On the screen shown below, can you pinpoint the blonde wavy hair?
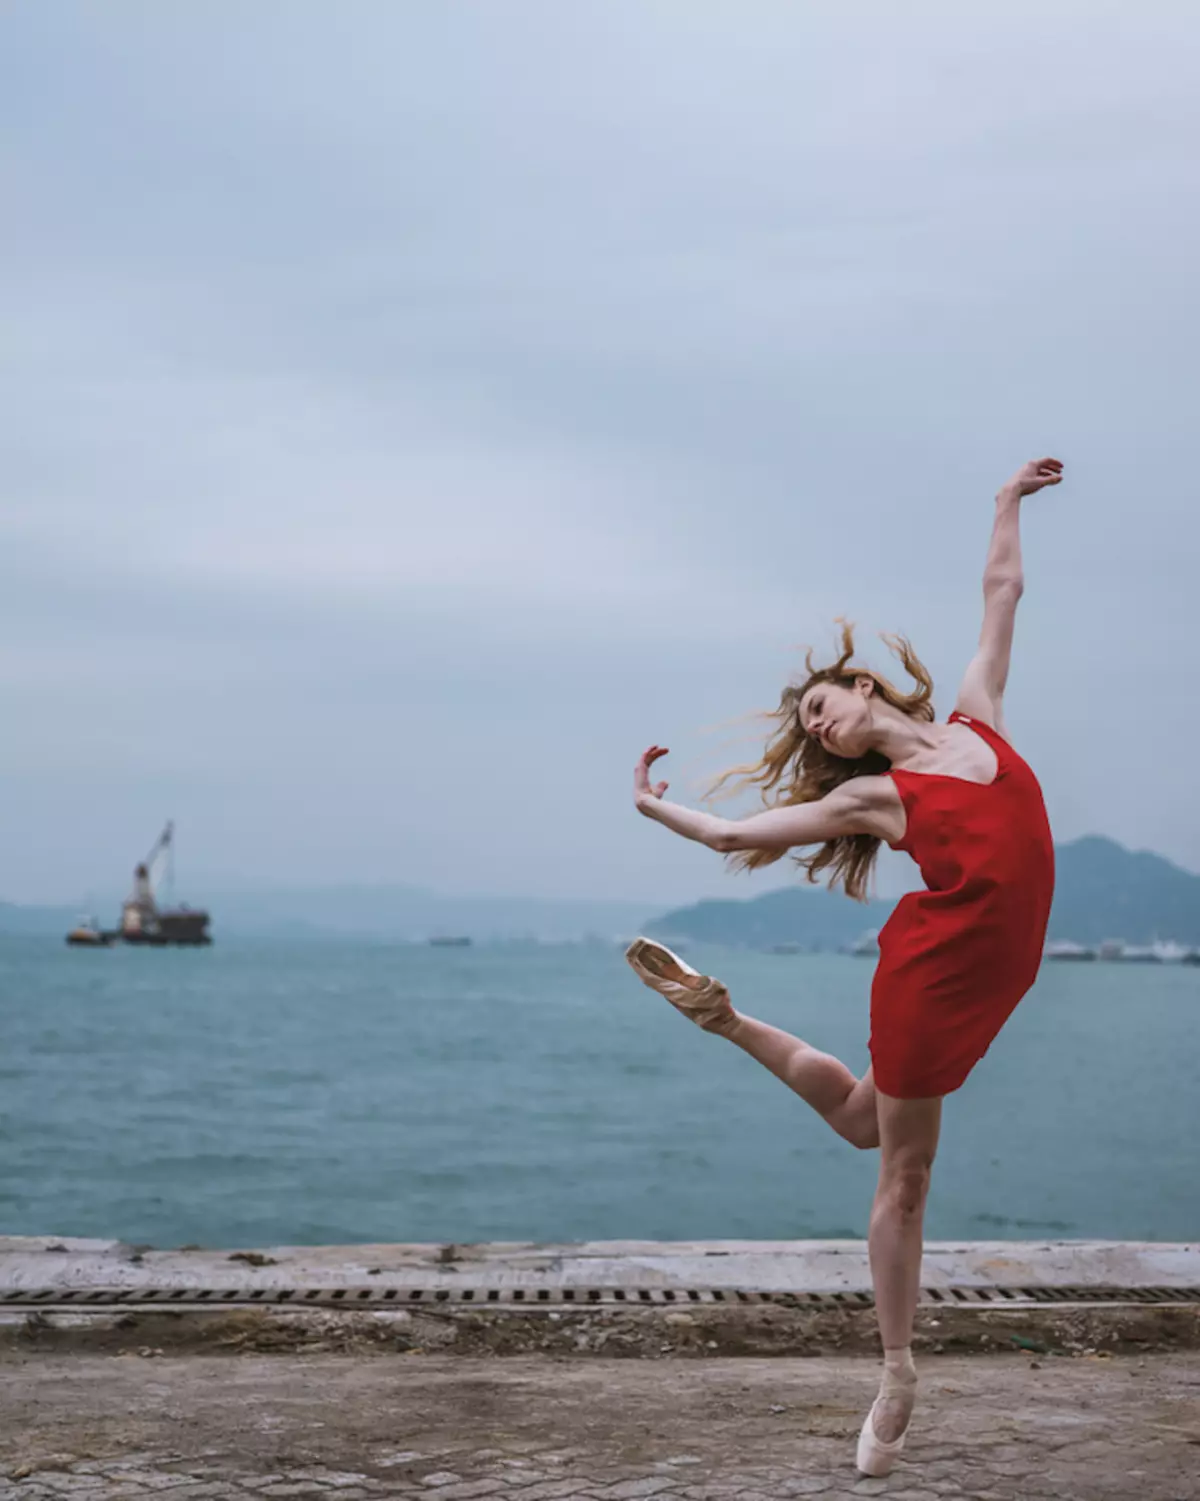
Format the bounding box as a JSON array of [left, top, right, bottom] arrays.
[[709, 621, 935, 902]]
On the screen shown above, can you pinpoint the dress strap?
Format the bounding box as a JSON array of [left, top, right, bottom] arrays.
[[948, 710, 1011, 760]]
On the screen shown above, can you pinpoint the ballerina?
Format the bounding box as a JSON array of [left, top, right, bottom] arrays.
[[626, 457, 1063, 1476]]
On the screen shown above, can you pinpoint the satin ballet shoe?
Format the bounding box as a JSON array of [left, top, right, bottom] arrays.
[[623, 938, 734, 1032], [856, 1360, 917, 1477]]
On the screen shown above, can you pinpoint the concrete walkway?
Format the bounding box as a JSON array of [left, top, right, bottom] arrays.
[[3, 1351, 1199, 1500]]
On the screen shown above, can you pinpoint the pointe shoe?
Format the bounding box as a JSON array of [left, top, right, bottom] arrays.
[[623, 938, 734, 1032], [856, 1365, 917, 1477]]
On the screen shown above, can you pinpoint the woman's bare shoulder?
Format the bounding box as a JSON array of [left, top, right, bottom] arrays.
[[838, 774, 902, 807], [834, 775, 905, 840], [829, 774, 907, 846]]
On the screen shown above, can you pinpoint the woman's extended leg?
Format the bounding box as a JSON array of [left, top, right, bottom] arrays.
[[861, 1090, 943, 1464], [626, 940, 879, 1148], [714, 1012, 880, 1149]]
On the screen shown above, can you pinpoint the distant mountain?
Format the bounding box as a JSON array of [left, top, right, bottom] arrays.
[[0, 902, 81, 936], [647, 836, 1200, 950], [648, 884, 889, 950], [1049, 836, 1200, 946], [207, 886, 659, 942], [2, 836, 1196, 947]]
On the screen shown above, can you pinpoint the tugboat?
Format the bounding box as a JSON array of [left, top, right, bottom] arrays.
[[65, 917, 114, 948], [64, 822, 212, 947]]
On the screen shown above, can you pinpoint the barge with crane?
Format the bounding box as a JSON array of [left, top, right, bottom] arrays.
[[65, 822, 212, 947]]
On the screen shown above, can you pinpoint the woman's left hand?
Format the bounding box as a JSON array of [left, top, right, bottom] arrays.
[[634, 745, 670, 806]]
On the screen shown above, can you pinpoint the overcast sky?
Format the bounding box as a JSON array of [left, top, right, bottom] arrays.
[[2, 2, 1197, 906]]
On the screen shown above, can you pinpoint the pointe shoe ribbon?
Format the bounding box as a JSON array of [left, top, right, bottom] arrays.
[[856, 1364, 917, 1478], [624, 938, 733, 1032]]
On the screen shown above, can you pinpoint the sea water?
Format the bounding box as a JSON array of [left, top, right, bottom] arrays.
[[1, 937, 1195, 1247]]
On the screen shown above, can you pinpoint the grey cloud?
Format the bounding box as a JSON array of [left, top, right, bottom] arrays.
[[1, 1, 1197, 903]]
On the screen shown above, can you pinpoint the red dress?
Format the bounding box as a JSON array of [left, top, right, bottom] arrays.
[[870, 712, 1055, 1099]]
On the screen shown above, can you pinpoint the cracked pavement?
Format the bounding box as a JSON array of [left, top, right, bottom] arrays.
[[3, 1351, 1199, 1499]]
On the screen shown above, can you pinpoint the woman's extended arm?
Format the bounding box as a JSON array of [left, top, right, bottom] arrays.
[[632, 745, 890, 852], [955, 457, 1063, 732]]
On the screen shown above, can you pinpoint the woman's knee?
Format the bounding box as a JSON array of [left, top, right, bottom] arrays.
[[877, 1157, 934, 1218], [827, 1097, 880, 1151], [845, 1119, 881, 1151], [826, 1075, 879, 1150]]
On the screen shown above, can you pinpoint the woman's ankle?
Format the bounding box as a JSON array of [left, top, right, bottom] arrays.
[[882, 1346, 917, 1386]]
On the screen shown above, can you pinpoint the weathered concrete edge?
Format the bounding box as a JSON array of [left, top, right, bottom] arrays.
[[6, 1300, 1200, 1361], [1, 1236, 1196, 1293]]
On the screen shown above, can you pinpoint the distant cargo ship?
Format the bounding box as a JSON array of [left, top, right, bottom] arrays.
[[1042, 939, 1096, 962], [428, 935, 471, 948], [1044, 938, 1199, 963], [65, 822, 212, 948]]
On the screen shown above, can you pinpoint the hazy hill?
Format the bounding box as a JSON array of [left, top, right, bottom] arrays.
[[647, 884, 888, 950], [1049, 836, 1200, 945], [0, 902, 80, 936], [205, 886, 657, 941]]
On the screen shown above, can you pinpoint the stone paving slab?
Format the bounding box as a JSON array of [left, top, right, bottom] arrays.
[[2, 1237, 1197, 1296], [2, 1351, 1198, 1500]]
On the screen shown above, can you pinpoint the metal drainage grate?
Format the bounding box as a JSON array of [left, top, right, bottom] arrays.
[[2, 1284, 1199, 1310]]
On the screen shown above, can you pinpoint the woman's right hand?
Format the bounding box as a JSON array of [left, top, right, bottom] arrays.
[[634, 745, 670, 809], [1004, 457, 1064, 497]]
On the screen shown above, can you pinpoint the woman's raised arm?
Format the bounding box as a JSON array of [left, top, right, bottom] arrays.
[[954, 457, 1063, 733], [632, 746, 890, 852]]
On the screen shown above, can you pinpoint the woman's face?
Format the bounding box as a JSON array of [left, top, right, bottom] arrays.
[[799, 676, 876, 758]]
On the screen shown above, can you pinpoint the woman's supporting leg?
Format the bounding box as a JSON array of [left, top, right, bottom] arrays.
[[714, 1012, 880, 1148], [865, 1091, 943, 1446]]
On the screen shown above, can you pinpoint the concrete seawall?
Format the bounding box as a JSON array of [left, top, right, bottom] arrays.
[[3, 1234, 1197, 1301]]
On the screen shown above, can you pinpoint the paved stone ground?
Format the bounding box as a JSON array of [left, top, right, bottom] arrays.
[[1, 1352, 1198, 1500]]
